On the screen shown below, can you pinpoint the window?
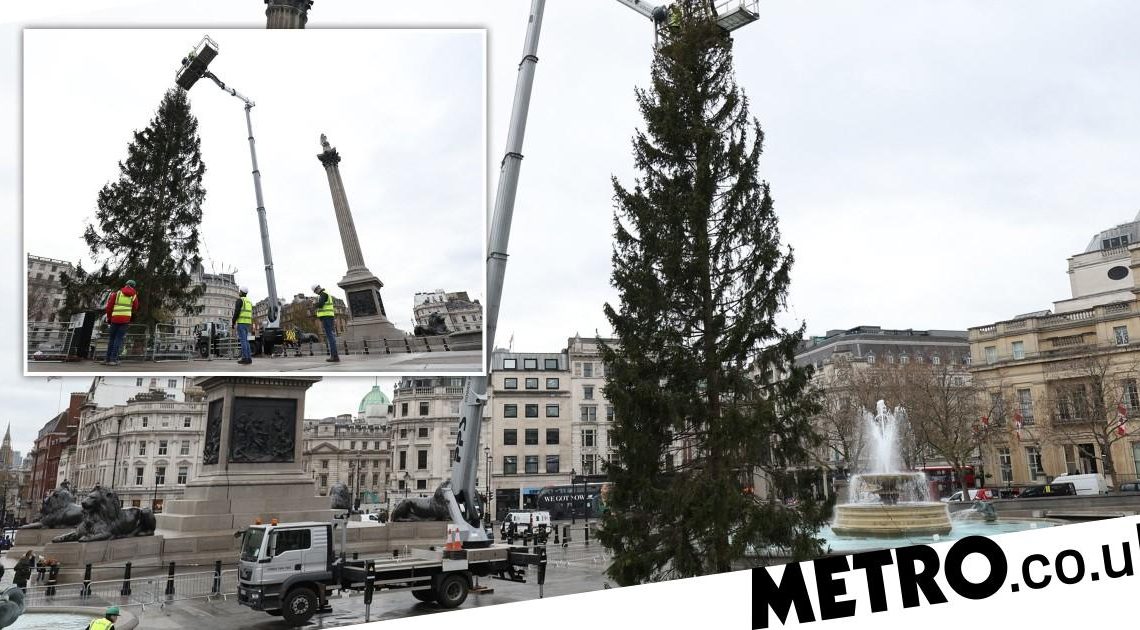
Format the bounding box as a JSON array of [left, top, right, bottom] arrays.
[[141, 417, 149, 428], [583, 429, 595, 447], [399, 428, 408, 439], [1025, 446, 1043, 480], [321, 459, 329, 469], [417, 450, 428, 470], [138, 442, 146, 456], [525, 455, 539, 474], [180, 440, 190, 456], [417, 479, 427, 490], [167, 379, 177, 389], [503, 456, 518, 475], [900, 355, 909, 365], [1012, 341, 1024, 360], [546, 455, 560, 474], [504, 404, 518, 418], [136, 378, 144, 387], [932, 355, 941, 365], [544, 358, 559, 370], [583, 385, 594, 400], [177, 466, 188, 484], [504, 378, 518, 390], [419, 402, 430, 416], [350, 441, 356, 450], [580, 406, 597, 422], [984, 346, 997, 365], [545, 404, 559, 418], [546, 428, 559, 444], [525, 378, 539, 390], [1125, 379, 1140, 412], [401, 402, 409, 416], [155, 466, 166, 485], [1017, 389, 1034, 424], [546, 378, 559, 389], [866, 354, 875, 365], [184, 417, 192, 428], [397, 480, 406, 490], [524, 358, 538, 370], [418, 427, 429, 438], [504, 429, 518, 445], [135, 467, 144, 485], [582, 454, 596, 475], [374, 441, 380, 450], [606, 406, 615, 422], [158, 441, 168, 455], [1115, 326, 1130, 346], [319, 474, 328, 487], [272, 529, 311, 555], [525, 404, 539, 418], [503, 358, 517, 370], [525, 429, 539, 445], [999, 448, 1012, 483], [583, 362, 594, 377], [372, 473, 380, 486], [399, 451, 407, 470]]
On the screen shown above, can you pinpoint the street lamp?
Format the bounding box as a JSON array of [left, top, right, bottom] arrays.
[[570, 468, 577, 525], [403, 471, 410, 499], [484, 446, 492, 526]]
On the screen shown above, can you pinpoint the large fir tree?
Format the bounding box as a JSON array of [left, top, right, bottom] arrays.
[[61, 88, 205, 326], [597, 1, 829, 584]]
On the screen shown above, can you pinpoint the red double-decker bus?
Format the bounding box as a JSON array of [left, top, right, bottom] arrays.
[[919, 465, 978, 498]]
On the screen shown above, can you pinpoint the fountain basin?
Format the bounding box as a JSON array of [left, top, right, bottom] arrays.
[[831, 502, 952, 537]]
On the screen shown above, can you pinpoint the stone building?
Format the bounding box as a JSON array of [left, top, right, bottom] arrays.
[[26, 392, 86, 511], [412, 290, 483, 333], [970, 214, 1140, 488], [173, 265, 240, 332], [26, 254, 74, 323], [255, 294, 348, 339], [301, 385, 394, 508], [66, 383, 205, 512], [566, 336, 617, 478]]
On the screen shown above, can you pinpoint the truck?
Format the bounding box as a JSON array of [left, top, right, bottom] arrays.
[[236, 519, 546, 626]]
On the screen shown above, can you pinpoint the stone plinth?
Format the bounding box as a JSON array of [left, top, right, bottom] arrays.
[[831, 503, 952, 537], [157, 376, 333, 533]]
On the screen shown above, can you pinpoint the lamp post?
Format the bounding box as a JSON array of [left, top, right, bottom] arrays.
[[484, 446, 492, 526], [570, 468, 577, 525], [403, 471, 410, 499]]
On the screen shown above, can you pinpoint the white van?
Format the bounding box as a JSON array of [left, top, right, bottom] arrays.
[[499, 511, 552, 537], [1049, 473, 1109, 495]]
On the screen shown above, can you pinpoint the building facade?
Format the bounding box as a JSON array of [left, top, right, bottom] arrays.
[[27, 254, 74, 323], [412, 290, 483, 333], [173, 265, 240, 332], [26, 392, 86, 511], [970, 215, 1140, 488], [566, 336, 617, 477], [302, 386, 394, 508], [387, 377, 478, 507]]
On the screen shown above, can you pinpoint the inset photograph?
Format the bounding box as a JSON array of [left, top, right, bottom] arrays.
[[24, 29, 485, 373]]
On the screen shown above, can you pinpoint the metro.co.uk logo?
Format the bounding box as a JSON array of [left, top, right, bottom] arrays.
[[752, 523, 1140, 628]]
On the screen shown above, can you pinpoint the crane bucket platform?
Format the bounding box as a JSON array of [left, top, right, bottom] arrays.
[[712, 0, 760, 32], [175, 35, 219, 90]]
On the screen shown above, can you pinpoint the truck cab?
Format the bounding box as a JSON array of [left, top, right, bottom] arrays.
[[238, 522, 335, 625]]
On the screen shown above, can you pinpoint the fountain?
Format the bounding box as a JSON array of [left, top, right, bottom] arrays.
[[830, 401, 952, 537]]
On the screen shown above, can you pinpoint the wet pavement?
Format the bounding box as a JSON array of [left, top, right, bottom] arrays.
[[26, 350, 481, 373], [107, 541, 612, 629]]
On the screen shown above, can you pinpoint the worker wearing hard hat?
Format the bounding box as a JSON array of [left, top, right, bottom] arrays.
[[102, 279, 139, 366], [312, 284, 340, 362], [231, 286, 254, 365], [87, 606, 120, 629]]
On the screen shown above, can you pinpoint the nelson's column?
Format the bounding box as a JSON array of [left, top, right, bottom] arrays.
[[264, 0, 313, 28]]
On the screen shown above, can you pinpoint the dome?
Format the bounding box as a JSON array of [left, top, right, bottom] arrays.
[[358, 385, 391, 416]]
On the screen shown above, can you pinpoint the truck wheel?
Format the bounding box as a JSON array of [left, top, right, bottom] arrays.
[[282, 587, 318, 626], [432, 573, 469, 609], [411, 588, 436, 603]]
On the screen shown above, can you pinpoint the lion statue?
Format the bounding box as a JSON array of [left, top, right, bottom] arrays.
[[413, 313, 449, 337], [50, 485, 157, 543], [391, 482, 452, 522], [20, 481, 83, 530], [329, 482, 351, 511]]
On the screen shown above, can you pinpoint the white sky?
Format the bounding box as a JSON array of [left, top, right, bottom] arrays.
[[4, 1, 1140, 453], [23, 28, 485, 334]]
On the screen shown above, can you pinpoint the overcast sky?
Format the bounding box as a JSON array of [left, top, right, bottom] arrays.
[[4, 1, 1140, 453], [23, 28, 484, 334]]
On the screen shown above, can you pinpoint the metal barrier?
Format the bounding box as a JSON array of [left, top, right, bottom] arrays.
[[150, 324, 195, 361], [26, 321, 74, 361], [89, 323, 151, 362], [21, 566, 240, 610]]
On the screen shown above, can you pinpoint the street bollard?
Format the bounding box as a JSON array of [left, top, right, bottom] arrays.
[[553, 526, 559, 545], [165, 561, 176, 597], [564, 524, 571, 543], [121, 562, 132, 596], [212, 560, 222, 595], [82, 564, 92, 598], [352, 552, 359, 560], [363, 339, 369, 354], [342, 339, 349, 356], [584, 523, 589, 546]]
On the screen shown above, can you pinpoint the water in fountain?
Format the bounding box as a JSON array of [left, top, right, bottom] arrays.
[[832, 400, 951, 537]]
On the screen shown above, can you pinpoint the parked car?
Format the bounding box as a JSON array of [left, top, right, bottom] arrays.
[[1119, 481, 1140, 492], [1048, 473, 1109, 495], [941, 488, 995, 503], [1017, 482, 1076, 498]]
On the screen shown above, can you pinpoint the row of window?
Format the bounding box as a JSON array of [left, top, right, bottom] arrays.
[[502, 357, 560, 371], [502, 428, 603, 447], [131, 465, 189, 485], [500, 453, 607, 475], [501, 404, 612, 421], [397, 450, 431, 471], [988, 380, 1140, 424], [317, 459, 383, 469], [317, 473, 387, 487], [132, 440, 194, 457], [984, 327, 1131, 365]]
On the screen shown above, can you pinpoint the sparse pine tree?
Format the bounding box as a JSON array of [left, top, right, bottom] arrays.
[[62, 88, 206, 326], [598, 0, 829, 585]]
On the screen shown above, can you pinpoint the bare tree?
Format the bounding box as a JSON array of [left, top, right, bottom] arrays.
[[811, 359, 867, 476], [1039, 353, 1140, 483]]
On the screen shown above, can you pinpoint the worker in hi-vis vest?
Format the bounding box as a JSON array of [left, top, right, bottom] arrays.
[[102, 280, 138, 366], [231, 286, 254, 365], [312, 284, 340, 362]]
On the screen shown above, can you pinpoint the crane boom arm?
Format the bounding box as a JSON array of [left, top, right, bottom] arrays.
[[614, 0, 668, 22]]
